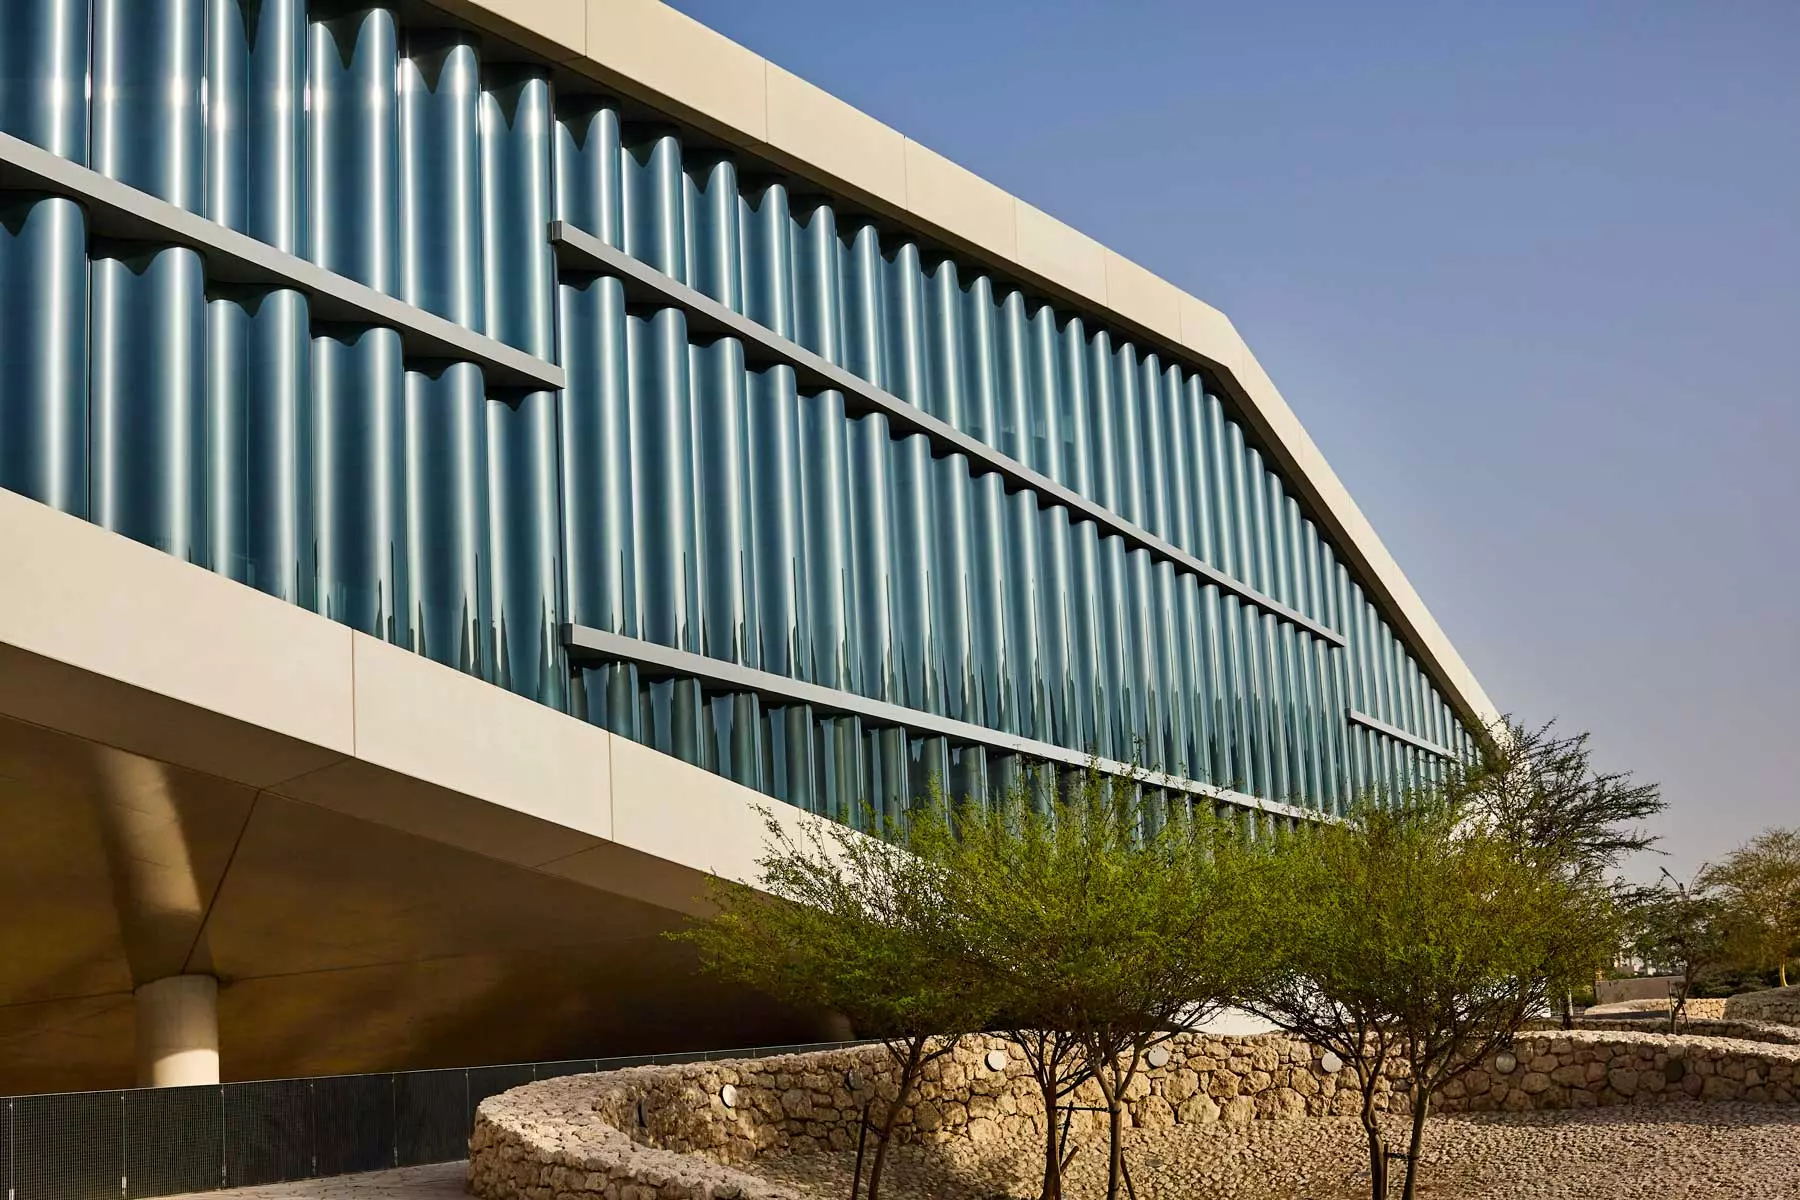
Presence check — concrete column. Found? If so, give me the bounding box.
[135,975,219,1087]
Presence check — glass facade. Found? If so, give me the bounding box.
[0,0,1475,829]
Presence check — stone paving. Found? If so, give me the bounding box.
[180,1100,1800,1200]
[755,1102,1800,1199]
[168,1163,468,1200]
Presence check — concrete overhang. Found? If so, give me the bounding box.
[417,0,1498,731]
[0,490,836,1093]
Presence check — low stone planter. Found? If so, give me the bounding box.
[469,1030,1800,1200]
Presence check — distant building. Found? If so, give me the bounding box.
[0,0,1494,1094]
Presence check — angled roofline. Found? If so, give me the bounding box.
[426,0,1500,731]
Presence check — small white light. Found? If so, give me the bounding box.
[719,1084,738,1108]
[844,1069,863,1091]
[1494,1052,1518,1075]
[1146,1046,1172,1069]
[1319,1051,1344,1075]
[985,1049,1009,1072]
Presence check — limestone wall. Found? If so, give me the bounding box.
[1570,1016,1800,1046]
[1724,985,1800,1026]
[469,1030,1800,1200]
[1438,1031,1800,1112]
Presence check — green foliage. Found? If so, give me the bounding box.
[1244,798,1618,1200]
[927,767,1267,1200]
[1624,870,1729,1028]
[1451,717,1664,878]
[1701,827,1800,988]
[671,804,995,1200]
[676,805,993,1043]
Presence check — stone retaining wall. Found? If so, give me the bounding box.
[1724,985,1800,1026]
[1571,1016,1800,1046]
[1438,1031,1799,1112]
[469,1030,1800,1200]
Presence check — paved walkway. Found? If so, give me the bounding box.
[170,1163,467,1200]
[174,1101,1800,1199]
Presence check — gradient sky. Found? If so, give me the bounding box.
[667,0,1799,881]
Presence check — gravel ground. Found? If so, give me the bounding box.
[166,1163,468,1200]
[755,1103,1800,1199]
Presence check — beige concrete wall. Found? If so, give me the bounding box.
[0,488,845,1087]
[426,0,1497,730]
[0,487,827,927]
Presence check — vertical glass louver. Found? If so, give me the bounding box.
[0,0,1477,824]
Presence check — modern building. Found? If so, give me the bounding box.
[0,0,1496,1095]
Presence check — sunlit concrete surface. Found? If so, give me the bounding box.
[0,492,836,1094]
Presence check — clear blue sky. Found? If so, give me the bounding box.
[667,0,1799,881]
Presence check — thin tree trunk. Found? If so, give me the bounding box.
[1039,1074,1063,1200]
[1096,1067,1124,1200]
[1782,962,1789,988]
[848,1101,870,1200]
[866,1038,923,1200]
[1360,1080,1388,1200]
[1400,1085,1430,1200]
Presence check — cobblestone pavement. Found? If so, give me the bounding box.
[756,1103,1800,1199]
[172,1103,1800,1200]
[168,1162,467,1200]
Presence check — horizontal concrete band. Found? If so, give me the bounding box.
[551,221,1344,649]
[563,622,1321,824]
[0,131,565,393]
[1345,709,1455,760]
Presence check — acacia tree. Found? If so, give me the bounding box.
[1627,869,1729,1031]
[1244,799,1616,1200]
[673,806,994,1200]
[1452,718,1665,875]
[930,768,1263,1200]
[1449,717,1664,1025]
[1702,828,1800,988]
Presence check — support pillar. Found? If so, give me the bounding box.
[135,974,219,1087]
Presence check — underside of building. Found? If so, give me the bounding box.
[0,0,1496,1094]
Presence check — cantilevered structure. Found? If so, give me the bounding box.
[0,0,1496,1093]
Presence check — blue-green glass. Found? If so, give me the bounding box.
[882,241,927,408]
[850,411,896,701]
[0,0,89,161]
[888,433,936,714]
[482,66,563,707]
[555,98,623,247]
[0,195,87,515]
[315,326,407,644]
[94,0,204,208]
[310,6,398,292]
[962,276,999,446]
[1,2,1485,827]
[207,287,313,605]
[969,472,1010,730]
[841,222,885,387]
[1039,506,1075,749]
[208,0,306,251]
[92,246,207,562]
[802,390,855,691]
[1005,487,1046,741]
